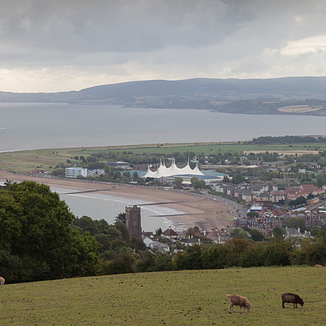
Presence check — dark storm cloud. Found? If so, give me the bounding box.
[1,0,326,91]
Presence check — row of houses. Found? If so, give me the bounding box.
[213,182,326,203]
[142,220,318,253]
[142,227,232,253]
[233,201,326,235]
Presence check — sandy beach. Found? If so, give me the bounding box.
[0,171,236,231]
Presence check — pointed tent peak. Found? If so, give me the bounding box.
[148,163,153,168]
[171,159,177,167]
[144,156,204,179]
[144,166,158,178]
[193,162,204,176]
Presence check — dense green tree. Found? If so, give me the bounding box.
[132,172,139,182]
[190,177,206,189]
[155,227,163,236]
[201,244,230,269]
[114,212,126,224]
[273,226,285,238]
[122,171,131,183]
[111,239,129,251]
[86,156,97,162]
[247,212,259,219]
[230,228,248,239]
[307,193,315,200]
[94,219,110,234]
[95,234,112,253]
[231,173,246,184]
[263,238,296,266]
[73,216,99,235]
[310,226,321,237]
[289,196,306,207]
[285,217,306,232]
[51,169,65,177]
[106,227,123,241]
[173,177,184,189]
[299,235,326,265]
[152,253,173,271]
[136,252,172,272]
[173,245,202,270]
[136,252,156,272]
[115,221,130,242]
[294,238,323,265]
[101,254,135,274]
[0,181,100,282]
[132,237,146,251]
[0,250,22,282]
[225,238,254,266]
[248,229,265,242]
[241,243,265,267]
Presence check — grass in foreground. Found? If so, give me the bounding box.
[0,266,325,325]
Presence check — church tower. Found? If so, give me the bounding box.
[125,205,142,240]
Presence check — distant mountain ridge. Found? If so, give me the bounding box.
[1,77,326,115]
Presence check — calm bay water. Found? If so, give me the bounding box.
[52,187,183,232]
[1,102,326,152]
[1,102,326,231]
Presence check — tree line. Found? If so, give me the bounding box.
[249,135,326,145]
[1,181,325,283]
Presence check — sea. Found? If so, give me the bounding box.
[1,102,326,231]
[52,187,185,232]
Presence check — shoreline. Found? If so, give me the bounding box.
[0,171,235,231]
[54,185,183,232]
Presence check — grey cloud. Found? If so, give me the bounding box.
[1,0,326,92]
[0,1,258,52]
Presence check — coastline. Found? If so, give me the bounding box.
[54,185,184,232]
[0,171,235,231]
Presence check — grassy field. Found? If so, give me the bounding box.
[0,266,325,325]
[1,141,326,173]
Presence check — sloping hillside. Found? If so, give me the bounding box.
[0,267,325,325]
[1,77,326,115]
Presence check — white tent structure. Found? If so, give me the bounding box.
[144,159,203,179]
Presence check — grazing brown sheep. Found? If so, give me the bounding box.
[0,277,5,286]
[281,293,304,308]
[227,294,251,314]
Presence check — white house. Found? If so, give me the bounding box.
[65,167,88,178]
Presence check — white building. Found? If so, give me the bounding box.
[144,159,203,179]
[65,167,88,178]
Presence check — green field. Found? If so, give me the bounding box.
[1,141,326,173]
[1,266,325,325]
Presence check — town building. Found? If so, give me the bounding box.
[284,184,325,200]
[125,205,142,240]
[144,158,203,179]
[65,167,87,178]
[161,227,179,239]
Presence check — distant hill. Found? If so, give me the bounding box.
[1,77,326,115]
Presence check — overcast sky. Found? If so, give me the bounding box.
[1,0,326,92]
